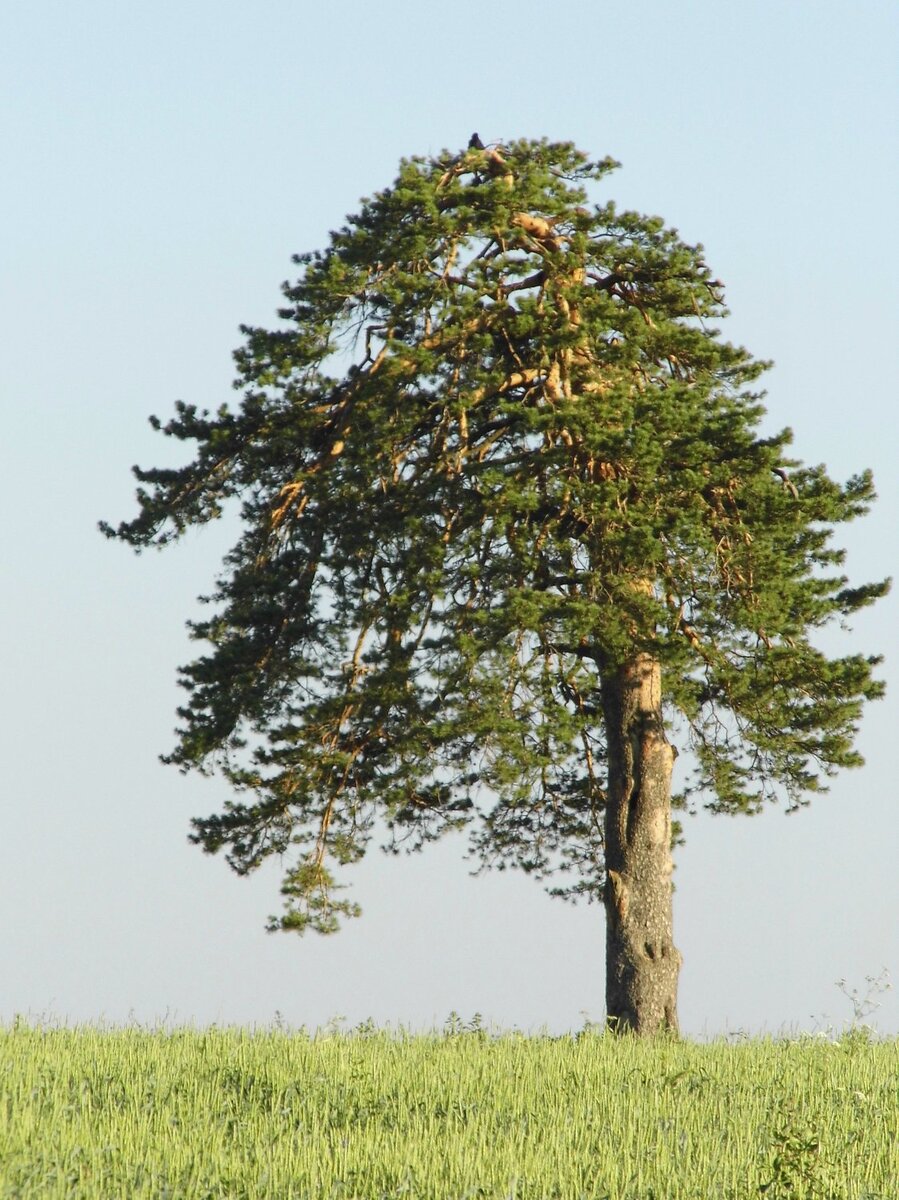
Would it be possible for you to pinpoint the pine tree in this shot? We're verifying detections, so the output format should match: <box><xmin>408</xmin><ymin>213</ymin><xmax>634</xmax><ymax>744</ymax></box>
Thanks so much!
<box><xmin>103</xmin><ymin>139</ymin><xmax>888</xmax><ymax>1034</ymax></box>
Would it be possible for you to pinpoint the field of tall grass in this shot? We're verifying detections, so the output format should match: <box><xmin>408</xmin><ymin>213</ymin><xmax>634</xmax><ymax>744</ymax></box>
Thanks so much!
<box><xmin>0</xmin><ymin>1017</ymin><xmax>895</xmax><ymax>1198</ymax></box>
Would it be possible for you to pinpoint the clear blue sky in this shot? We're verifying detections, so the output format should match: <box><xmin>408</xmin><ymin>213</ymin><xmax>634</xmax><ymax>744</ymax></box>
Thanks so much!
<box><xmin>2</xmin><ymin>0</ymin><xmax>896</xmax><ymax>1037</ymax></box>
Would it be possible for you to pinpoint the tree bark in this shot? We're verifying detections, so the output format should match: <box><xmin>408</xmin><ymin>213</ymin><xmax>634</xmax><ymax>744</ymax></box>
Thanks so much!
<box><xmin>601</xmin><ymin>652</ymin><xmax>681</xmax><ymax>1034</ymax></box>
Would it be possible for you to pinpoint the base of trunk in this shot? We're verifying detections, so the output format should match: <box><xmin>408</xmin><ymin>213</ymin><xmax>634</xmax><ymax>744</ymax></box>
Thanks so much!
<box><xmin>605</xmin><ymin>877</ymin><xmax>681</xmax><ymax>1034</ymax></box>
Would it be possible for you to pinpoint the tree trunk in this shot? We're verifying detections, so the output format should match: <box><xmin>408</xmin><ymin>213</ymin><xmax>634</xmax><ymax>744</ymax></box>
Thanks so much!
<box><xmin>601</xmin><ymin>652</ymin><xmax>681</xmax><ymax>1034</ymax></box>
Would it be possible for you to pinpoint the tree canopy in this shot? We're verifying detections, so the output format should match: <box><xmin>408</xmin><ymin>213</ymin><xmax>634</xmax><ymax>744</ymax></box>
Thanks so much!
<box><xmin>104</xmin><ymin>138</ymin><xmax>887</xmax><ymax>946</ymax></box>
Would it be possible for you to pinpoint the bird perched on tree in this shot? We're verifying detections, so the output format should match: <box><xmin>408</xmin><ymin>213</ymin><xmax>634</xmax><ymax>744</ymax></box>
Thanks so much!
<box><xmin>468</xmin><ymin>132</ymin><xmax>485</xmax><ymax>150</ymax></box>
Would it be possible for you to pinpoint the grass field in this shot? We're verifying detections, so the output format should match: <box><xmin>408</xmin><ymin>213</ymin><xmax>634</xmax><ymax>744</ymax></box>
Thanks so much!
<box><xmin>0</xmin><ymin>1019</ymin><xmax>895</xmax><ymax>1198</ymax></box>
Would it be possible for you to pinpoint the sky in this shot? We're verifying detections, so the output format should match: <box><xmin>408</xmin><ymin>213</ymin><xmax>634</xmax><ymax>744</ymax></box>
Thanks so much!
<box><xmin>2</xmin><ymin>0</ymin><xmax>897</xmax><ymax>1038</ymax></box>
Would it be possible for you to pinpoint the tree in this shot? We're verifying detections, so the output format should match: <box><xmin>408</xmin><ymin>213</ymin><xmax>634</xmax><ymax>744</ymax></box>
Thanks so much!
<box><xmin>103</xmin><ymin>139</ymin><xmax>888</xmax><ymax>1035</ymax></box>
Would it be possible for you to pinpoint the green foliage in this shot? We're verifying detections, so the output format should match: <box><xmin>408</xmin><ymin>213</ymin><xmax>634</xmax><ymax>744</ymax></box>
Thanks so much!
<box><xmin>103</xmin><ymin>138</ymin><xmax>887</xmax><ymax>932</ymax></box>
<box><xmin>759</xmin><ymin>1101</ymin><xmax>841</xmax><ymax>1198</ymax></box>
<box><xmin>1</xmin><ymin>1022</ymin><xmax>896</xmax><ymax>1198</ymax></box>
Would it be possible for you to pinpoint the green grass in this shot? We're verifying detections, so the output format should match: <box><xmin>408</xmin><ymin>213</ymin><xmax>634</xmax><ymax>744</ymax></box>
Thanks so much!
<box><xmin>0</xmin><ymin>1019</ymin><xmax>896</xmax><ymax>1198</ymax></box>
